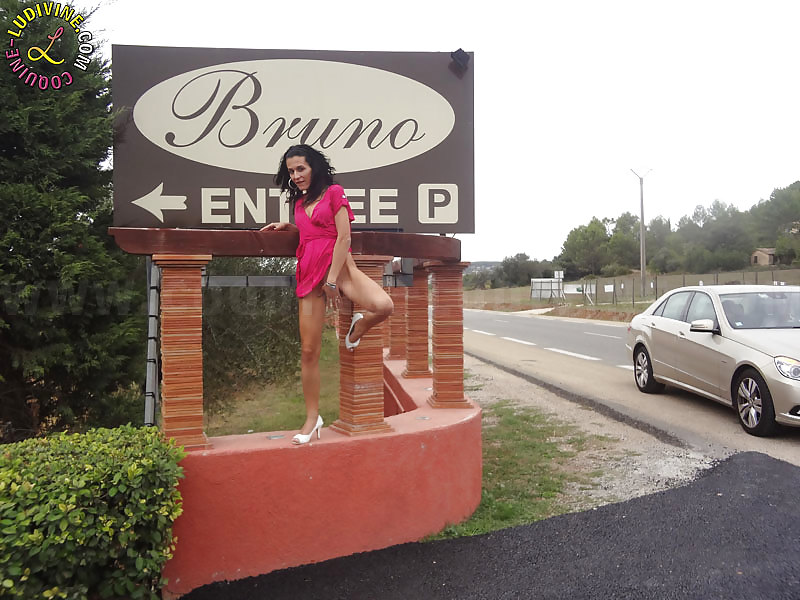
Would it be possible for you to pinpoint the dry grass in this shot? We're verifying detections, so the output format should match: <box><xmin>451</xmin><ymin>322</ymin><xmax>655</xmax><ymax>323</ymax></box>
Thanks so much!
<box><xmin>463</xmin><ymin>286</ymin><xmax>552</xmax><ymax>310</ymax></box>
<box><xmin>464</xmin><ymin>285</ymin><xmax>651</xmax><ymax>321</ymax></box>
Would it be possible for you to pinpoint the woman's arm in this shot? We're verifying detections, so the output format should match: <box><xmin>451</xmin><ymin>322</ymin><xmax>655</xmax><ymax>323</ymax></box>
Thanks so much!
<box><xmin>326</xmin><ymin>207</ymin><xmax>352</xmax><ymax>285</ymax></box>
<box><xmin>260</xmin><ymin>222</ymin><xmax>298</xmax><ymax>232</ymax></box>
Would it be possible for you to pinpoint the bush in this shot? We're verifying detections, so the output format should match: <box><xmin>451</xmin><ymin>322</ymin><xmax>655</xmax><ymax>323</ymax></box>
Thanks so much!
<box><xmin>599</xmin><ymin>262</ymin><xmax>631</xmax><ymax>277</ymax></box>
<box><xmin>0</xmin><ymin>425</ymin><xmax>186</xmax><ymax>599</ymax></box>
<box><xmin>203</xmin><ymin>257</ymin><xmax>300</xmax><ymax>415</ymax></box>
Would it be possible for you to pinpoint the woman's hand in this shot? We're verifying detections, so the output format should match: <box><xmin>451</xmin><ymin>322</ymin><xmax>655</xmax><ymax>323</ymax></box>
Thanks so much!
<box><xmin>260</xmin><ymin>222</ymin><xmax>286</xmax><ymax>231</ymax></box>
<box><xmin>261</xmin><ymin>222</ymin><xmax>298</xmax><ymax>232</ymax></box>
<box><xmin>321</xmin><ymin>282</ymin><xmax>340</xmax><ymax>309</ymax></box>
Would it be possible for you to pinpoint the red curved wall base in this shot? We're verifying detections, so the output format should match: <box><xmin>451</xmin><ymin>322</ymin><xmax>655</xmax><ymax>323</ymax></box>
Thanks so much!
<box><xmin>162</xmin><ymin>360</ymin><xmax>481</xmax><ymax>597</ymax></box>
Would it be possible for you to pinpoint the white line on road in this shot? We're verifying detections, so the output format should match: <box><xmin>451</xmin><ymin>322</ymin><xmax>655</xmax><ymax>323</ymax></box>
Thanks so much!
<box><xmin>495</xmin><ymin>319</ymin><xmax>509</xmax><ymax>323</ymax></box>
<box><xmin>501</xmin><ymin>337</ymin><xmax>536</xmax><ymax>346</ymax></box>
<box><xmin>617</xmin><ymin>365</ymin><xmax>634</xmax><ymax>371</ymax></box>
<box><xmin>584</xmin><ymin>332</ymin><xmax>622</xmax><ymax>339</ymax></box>
<box><xmin>544</xmin><ymin>348</ymin><xmax>601</xmax><ymax>361</ymax></box>
<box><xmin>471</xmin><ymin>330</ymin><xmax>496</xmax><ymax>336</ymax></box>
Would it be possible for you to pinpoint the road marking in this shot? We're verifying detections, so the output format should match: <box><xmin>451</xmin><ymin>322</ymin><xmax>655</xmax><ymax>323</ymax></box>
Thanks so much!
<box><xmin>501</xmin><ymin>337</ymin><xmax>536</xmax><ymax>346</ymax></box>
<box><xmin>584</xmin><ymin>332</ymin><xmax>622</xmax><ymax>339</ymax></box>
<box><xmin>617</xmin><ymin>365</ymin><xmax>634</xmax><ymax>371</ymax></box>
<box><xmin>593</xmin><ymin>322</ymin><xmax>627</xmax><ymax>328</ymax></box>
<box><xmin>544</xmin><ymin>348</ymin><xmax>601</xmax><ymax>361</ymax></box>
<box><xmin>471</xmin><ymin>330</ymin><xmax>496</xmax><ymax>336</ymax></box>
<box><xmin>495</xmin><ymin>319</ymin><xmax>509</xmax><ymax>323</ymax></box>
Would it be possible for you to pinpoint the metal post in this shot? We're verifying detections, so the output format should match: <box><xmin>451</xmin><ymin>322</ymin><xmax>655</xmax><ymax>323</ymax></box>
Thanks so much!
<box><xmin>631</xmin><ymin>169</ymin><xmax>651</xmax><ymax>298</ymax></box>
<box><xmin>144</xmin><ymin>257</ymin><xmax>160</xmax><ymax>427</ymax></box>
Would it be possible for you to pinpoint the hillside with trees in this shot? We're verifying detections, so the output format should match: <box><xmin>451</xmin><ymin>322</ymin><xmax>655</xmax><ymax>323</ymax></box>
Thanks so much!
<box><xmin>468</xmin><ymin>182</ymin><xmax>800</xmax><ymax>289</ymax></box>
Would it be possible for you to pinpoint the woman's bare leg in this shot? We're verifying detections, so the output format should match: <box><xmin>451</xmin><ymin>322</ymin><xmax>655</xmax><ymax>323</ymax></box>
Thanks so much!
<box><xmin>297</xmin><ymin>287</ymin><xmax>326</xmax><ymax>434</ymax></box>
<box><xmin>337</xmin><ymin>256</ymin><xmax>394</xmax><ymax>344</ymax></box>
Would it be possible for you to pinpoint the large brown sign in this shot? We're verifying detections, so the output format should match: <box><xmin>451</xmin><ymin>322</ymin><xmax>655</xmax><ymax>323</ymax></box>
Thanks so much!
<box><xmin>112</xmin><ymin>45</ymin><xmax>474</xmax><ymax>233</ymax></box>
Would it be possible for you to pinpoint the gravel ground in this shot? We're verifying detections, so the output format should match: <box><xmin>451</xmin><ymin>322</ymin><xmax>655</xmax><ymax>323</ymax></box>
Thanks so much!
<box><xmin>463</xmin><ymin>353</ymin><xmax>718</xmax><ymax>509</ymax></box>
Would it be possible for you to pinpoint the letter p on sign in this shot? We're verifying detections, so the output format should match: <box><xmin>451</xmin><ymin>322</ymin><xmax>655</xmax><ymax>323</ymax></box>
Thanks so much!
<box><xmin>418</xmin><ymin>184</ymin><xmax>458</xmax><ymax>224</ymax></box>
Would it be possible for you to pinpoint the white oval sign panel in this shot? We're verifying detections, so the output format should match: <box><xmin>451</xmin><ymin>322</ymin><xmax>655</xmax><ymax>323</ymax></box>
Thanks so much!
<box><xmin>133</xmin><ymin>59</ymin><xmax>456</xmax><ymax>174</ymax></box>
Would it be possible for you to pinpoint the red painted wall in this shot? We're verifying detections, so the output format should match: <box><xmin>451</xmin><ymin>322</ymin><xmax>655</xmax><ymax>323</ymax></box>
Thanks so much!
<box><xmin>162</xmin><ymin>365</ymin><xmax>481</xmax><ymax>597</ymax></box>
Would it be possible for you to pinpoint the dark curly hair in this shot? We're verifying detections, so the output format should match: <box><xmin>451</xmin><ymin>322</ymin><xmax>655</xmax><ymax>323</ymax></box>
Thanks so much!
<box><xmin>274</xmin><ymin>144</ymin><xmax>336</xmax><ymax>208</ymax></box>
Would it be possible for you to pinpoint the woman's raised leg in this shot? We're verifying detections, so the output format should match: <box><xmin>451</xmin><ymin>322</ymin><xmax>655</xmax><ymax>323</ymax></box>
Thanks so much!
<box><xmin>337</xmin><ymin>257</ymin><xmax>394</xmax><ymax>345</ymax></box>
<box><xmin>297</xmin><ymin>287</ymin><xmax>327</xmax><ymax>435</ymax></box>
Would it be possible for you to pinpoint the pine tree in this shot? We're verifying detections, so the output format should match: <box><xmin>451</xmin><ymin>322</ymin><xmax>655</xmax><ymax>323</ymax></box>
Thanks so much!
<box><xmin>0</xmin><ymin>1</ymin><xmax>145</xmax><ymax>440</ymax></box>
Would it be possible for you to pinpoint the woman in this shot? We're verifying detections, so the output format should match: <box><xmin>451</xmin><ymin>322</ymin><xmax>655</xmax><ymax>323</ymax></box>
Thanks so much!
<box><xmin>261</xmin><ymin>144</ymin><xmax>393</xmax><ymax>445</ymax></box>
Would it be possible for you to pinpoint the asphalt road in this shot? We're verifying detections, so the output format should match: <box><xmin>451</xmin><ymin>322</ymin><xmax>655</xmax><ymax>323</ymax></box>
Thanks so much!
<box><xmin>463</xmin><ymin>310</ymin><xmax>800</xmax><ymax>466</ymax></box>
<box><xmin>184</xmin><ymin>452</ymin><xmax>800</xmax><ymax>600</ymax></box>
<box><xmin>464</xmin><ymin>308</ymin><xmax>631</xmax><ymax>366</ymax></box>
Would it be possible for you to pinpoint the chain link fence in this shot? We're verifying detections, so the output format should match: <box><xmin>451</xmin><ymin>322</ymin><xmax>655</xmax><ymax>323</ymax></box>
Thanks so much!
<box><xmin>463</xmin><ymin>268</ymin><xmax>800</xmax><ymax>311</ymax></box>
<box><xmin>576</xmin><ymin>268</ymin><xmax>800</xmax><ymax>307</ymax></box>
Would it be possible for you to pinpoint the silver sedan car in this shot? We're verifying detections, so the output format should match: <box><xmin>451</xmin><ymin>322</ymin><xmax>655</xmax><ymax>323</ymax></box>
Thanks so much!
<box><xmin>626</xmin><ymin>285</ymin><xmax>800</xmax><ymax>436</ymax></box>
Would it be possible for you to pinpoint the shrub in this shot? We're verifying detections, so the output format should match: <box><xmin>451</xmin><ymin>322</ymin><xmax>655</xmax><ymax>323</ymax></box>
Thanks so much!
<box><xmin>203</xmin><ymin>257</ymin><xmax>300</xmax><ymax>415</ymax></box>
<box><xmin>599</xmin><ymin>262</ymin><xmax>632</xmax><ymax>277</ymax></box>
<box><xmin>0</xmin><ymin>425</ymin><xmax>186</xmax><ymax>598</ymax></box>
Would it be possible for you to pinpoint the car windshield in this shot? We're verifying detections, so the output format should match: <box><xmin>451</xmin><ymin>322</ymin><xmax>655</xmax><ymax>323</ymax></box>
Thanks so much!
<box><xmin>720</xmin><ymin>291</ymin><xmax>800</xmax><ymax>329</ymax></box>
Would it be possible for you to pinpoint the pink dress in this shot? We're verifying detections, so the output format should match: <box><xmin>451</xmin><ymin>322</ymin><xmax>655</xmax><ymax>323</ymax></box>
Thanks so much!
<box><xmin>294</xmin><ymin>184</ymin><xmax>355</xmax><ymax>298</ymax></box>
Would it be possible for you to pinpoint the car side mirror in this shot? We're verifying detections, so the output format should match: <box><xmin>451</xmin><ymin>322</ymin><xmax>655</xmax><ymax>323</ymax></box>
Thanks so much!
<box><xmin>690</xmin><ymin>318</ymin><xmax>719</xmax><ymax>334</ymax></box>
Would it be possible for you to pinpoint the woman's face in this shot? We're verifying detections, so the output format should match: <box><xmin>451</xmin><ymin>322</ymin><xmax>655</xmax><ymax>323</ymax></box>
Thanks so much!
<box><xmin>286</xmin><ymin>156</ymin><xmax>312</xmax><ymax>193</ymax></box>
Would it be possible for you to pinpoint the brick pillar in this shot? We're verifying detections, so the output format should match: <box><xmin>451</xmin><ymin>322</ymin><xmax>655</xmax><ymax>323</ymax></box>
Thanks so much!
<box><xmin>426</xmin><ymin>261</ymin><xmax>472</xmax><ymax>409</ymax></box>
<box><xmin>153</xmin><ymin>254</ymin><xmax>212</xmax><ymax>449</ymax></box>
<box><xmin>402</xmin><ymin>265</ymin><xmax>431</xmax><ymax>378</ymax></box>
<box><xmin>387</xmin><ymin>286</ymin><xmax>407</xmax><ymax>360</ymax></box>
<box><xmin>330</xmin><ymin>255</ymin><xmax>393</xmax><ymax>436</ymax></box>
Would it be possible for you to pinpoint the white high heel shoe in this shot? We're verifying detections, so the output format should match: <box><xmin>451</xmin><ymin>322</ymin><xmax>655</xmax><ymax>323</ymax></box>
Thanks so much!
<box><xmin>292</xmin><ymin>415</ymin><xmax>323</xmax><ymax>445</ymax></box>
<box><xmin>345</xmin><ymin>312</ymin><xmax>364</xmax><ymax>350</ymax></box>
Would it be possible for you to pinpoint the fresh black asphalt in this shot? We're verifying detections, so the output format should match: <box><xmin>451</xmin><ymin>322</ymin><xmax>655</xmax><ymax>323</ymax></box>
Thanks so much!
<box><xmin>183</xmin><ymin>452</ymin><xmax>800</xmax><ymax>600</ymax></box>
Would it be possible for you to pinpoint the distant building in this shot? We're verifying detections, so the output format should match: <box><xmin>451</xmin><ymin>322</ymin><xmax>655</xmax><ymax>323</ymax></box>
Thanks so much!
<box><xmin>464</xmin><ymin>262</ymin><xmax>500</xmax><ymax>274</ymax></box>
<box><xmin>751</xmin><ymin>248</ymin><xmax>776</xmax><ymax>266</ymax></box>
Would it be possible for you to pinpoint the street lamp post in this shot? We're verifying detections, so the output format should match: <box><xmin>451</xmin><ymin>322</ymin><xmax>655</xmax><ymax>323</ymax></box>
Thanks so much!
<box><xmin>630</xmin><ymin>169</ymin><xmax>651</xmax><ymax>298</ymax></box>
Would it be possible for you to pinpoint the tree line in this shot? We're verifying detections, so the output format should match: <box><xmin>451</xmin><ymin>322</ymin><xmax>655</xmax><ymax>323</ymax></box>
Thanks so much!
<box><xmin>466</xmin><ymin>184</ymin><xmax>800</xmax><ymax>289</ymax></box>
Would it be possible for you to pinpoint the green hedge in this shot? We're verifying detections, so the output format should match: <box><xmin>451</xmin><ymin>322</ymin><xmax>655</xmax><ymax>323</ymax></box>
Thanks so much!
<box><xmin>0</xmin><ymin>425</ymin><xmax>186</xmax><ymax>599</ymax></box>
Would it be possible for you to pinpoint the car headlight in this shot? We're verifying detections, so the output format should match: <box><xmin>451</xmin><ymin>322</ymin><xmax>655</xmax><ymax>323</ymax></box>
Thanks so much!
<box><xmin>775</xmin><ymin>356</ymin><xmax>800</xmax><ymax>380</ymax></box>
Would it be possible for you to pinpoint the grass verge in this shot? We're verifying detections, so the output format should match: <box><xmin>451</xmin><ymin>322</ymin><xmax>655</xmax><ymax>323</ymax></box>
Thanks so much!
<box><xmin>430</xmin><ymin>400</ymin><xmax>600</xmax><ymax>540</ymax></box>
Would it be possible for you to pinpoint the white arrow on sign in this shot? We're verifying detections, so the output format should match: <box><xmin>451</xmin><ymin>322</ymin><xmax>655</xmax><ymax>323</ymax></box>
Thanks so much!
<box><xmin>131</xmin><ymin>182</ymin><xmax>188</xmax><ymax>222</ymax></box>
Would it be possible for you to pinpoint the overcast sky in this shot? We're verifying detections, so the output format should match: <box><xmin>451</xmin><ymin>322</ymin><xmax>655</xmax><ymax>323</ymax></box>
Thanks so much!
<box><xmin>88</xmin><ymin>0</ymin><xmax>800</xmax><ymax>262</ymax></box>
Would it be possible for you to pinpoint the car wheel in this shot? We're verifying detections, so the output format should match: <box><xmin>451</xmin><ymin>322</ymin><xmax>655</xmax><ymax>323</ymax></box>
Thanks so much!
<box><xmin>633</xmin><ymin>345</ymin><xmax>664</xmax><ymax>393</ymax></box>
<box><xmin>734</xmin><ymin>368</ymin><xmax>777</xmax><ymax>437</ymax></box>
